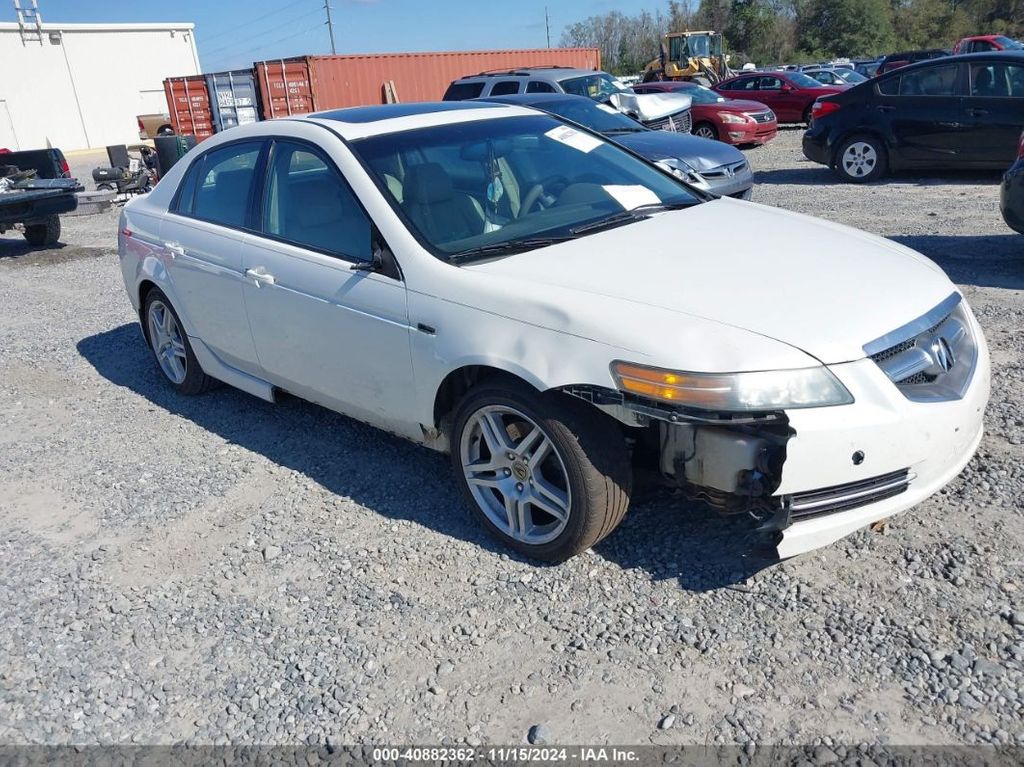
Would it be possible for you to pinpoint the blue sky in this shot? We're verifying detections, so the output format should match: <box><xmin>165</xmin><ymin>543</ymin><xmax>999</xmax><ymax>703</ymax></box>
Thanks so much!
<box><xmin>7</xmin><ymin>0</ymin><xmax>666</xmax><ymax>73</ymax></box>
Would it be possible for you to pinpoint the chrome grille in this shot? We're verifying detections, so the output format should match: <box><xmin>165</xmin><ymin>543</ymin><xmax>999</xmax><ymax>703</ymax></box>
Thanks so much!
<box><xmin>748</xmin><ymin>110</ymin><xmax>774</xmax><ymax>123</ymax></box>
<box><xmin>787</xmin><ymin>469</ymin><xmax>913</xmax><ymax>521</ymax></box>
<box><xmin>647</xmin><ymin>109</ymin><xmax>692</xmax><ymax>133</ymax></box>
<box><xmin>702</xmin><ymin>160</ymin><xmax>748</xmax><ymax>179</ymax></box>
<box><xmin>865</xmin><ymin>293</ymin><xmax>978</xmax><ymax>402</ymax></box>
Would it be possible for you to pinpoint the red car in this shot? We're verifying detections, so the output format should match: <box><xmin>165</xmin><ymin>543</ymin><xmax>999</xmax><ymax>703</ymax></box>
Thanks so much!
<box><xmin>954</xmin><ymin>35</ymin><xmax>1023</xmax><ymax>54</ymax></box>
<box><xmin>713</xmin><ymin>71</ymin><xmax>846</xmax><ymax>124</ymax></box>
<box><xmin>632</xmin><ymin>81</ymin><xmax>778</xmax><ymax>146</ymax></box>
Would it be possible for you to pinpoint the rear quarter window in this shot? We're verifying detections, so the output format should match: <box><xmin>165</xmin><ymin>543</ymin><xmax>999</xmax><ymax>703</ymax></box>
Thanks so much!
<box><xmin>489</xmin><ymin>80</ymin><xmax>522</xmax><ymax>96</ymax></box>
<box><xmin>443</xmin><ymin>82</ymin><xmax>485</xmax><ymax>101</ymax></box>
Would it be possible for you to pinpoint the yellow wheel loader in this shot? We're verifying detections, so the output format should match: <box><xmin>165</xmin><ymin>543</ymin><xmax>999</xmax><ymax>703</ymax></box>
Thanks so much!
<box><xmin>642</xmin><ymin>31</ymin><xmax>730</xmax><ymax>86</ymax></box>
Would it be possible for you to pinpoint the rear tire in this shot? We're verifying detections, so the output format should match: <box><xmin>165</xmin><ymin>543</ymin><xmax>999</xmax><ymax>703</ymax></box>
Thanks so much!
<box><xmin>143</xmin><ymin>288</ymin><xmax>216</xmax><ymax>395</ymax></box>
<box><xmin>451</xmin><ymin>378</ymin><xmax>632</xmax><ymax>562</ymax></box>
<box><xmin>833</xmin><ymin>134</ymin><xmax>887</xmax><ymax>183</ymax></box>
<box><xmin>693</xmin><ymin>121</ymin><xmax>719</xmax><ymax>141</ymax></box>
<box><xmin>23</xmin><ymin>215</ymin><xmax>60</xmax><ymax>247</ymax></box>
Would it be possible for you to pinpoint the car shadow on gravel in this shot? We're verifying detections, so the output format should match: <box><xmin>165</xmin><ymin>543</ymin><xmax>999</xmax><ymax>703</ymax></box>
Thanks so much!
<box><xmin>77</xmin><ymin>323</ymin><xmax>781</xmax><ymax>592</ymax></box>
<box><xmin>0</xmin><ymin>237</ymin><xmax>107</xmax><ymax>266</ymax></box>
<box><xmin>755</xmin><ymin>166</ymin><xmax>1005</xmax><ymax>187</ymax></box>
<box><xmin>888</xmin><ymin>234</ymin><xmax>1024</xmax><ymax>291</ymax></box>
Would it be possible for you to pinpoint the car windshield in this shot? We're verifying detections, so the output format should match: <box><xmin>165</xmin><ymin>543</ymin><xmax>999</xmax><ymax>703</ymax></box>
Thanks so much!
<box><xmin>677</xmin><ymin>85</ymin><xmax>727</xmax><ymax>104</ymax></box>
<box><xmin>540</xmin><ymin>99</ymin><xmax>644</xmax><ymax>134</ymax></box>
<box><xmin>559</xmin><ymin>73</ymin><xmax>628</xmax><ymax>100</ymax></box>
<box><xmin>994</xmin><ymin>36</ymin><xmax>1023</xmax><ymax>50</ymax></box>
<box><xmin>837</xmin><ymin>69</ymin><xmax>868</xmax><ymax>83</ymax></box>
<box><xmin>787</xmin><ymin>71</ymin><xmax>825</xmax><ymax>88</ymax></box>
<box><xmin>351</xmin><ymin>114</ymin><xmax>699</xmax><ymax>260</ymax></box>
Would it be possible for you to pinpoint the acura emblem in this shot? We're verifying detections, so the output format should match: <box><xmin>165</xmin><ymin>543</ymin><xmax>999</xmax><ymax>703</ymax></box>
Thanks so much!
<box><xmin>926</xmin><ymin>335</ymin><xmax>955</xmax><ymax>373</ymax></box>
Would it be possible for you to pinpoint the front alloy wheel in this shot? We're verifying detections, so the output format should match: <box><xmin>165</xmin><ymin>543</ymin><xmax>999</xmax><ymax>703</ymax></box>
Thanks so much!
<box><xmin>451</xmin><ymin>378</ymin><xmax>631</xmax><ymax>562</ymax></box>
<box><xmin>460</xmin><ymin>405</ymin><xmax>572</xmax><ymax>546</ymax></box>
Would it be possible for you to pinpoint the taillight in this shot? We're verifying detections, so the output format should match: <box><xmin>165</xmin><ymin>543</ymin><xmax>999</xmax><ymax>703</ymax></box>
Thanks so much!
<box><xmin>811</xmin><ymin>100</ymin><xmax>842</xmax><ymax>119</ymax></box>
<box><xmin>60</xmin><ymin>158</ymin><xmax>70</xmax><ymax>177</ymax></box>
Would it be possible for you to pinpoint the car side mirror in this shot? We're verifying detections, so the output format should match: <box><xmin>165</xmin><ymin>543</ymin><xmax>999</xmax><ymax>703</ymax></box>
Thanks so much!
<box><xmin>351</xmin><ymin>227</ymin><xmax>400</xmax><ymax>280</ymax></box>
<box><xmin>350</xmin><ymin>249</ymin><xmax>383</xmax><ymax>273</ymax></box>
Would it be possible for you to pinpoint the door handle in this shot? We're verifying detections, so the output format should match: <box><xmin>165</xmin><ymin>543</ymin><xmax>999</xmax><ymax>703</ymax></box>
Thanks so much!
<box><xmin>938</xmin><ymin>121</ymin><xmax>961</xmax><ymax>128</ymax></box>
<box><xmin>967</xmin><ymin>108</ymin><xmax>988</xmax><ymax>117</ymax></box>
<box><xmin>876</xmin><ymin>105</ymin><xmax>895</xmax><ymax>113</ymax></box>
<box><xmin>163</xmin><ymin>241</ymin><xmax>185</xmax><ymax>258</ymax></box>
<box><xmin>245</xmin><ymin>267</ymin><xmax>276</xmax><ymax>286</ymax></box>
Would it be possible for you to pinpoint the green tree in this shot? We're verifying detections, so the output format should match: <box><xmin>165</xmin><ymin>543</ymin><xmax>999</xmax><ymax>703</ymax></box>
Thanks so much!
<box><xmin>891</xmin><ymin>0</ymin><xmax>971</xmax><ymax>49</ymax></box>
<box><xmin>797</xmin><ymin>0</ymin><xmax>896</xmax><ymax>57</ymax></box>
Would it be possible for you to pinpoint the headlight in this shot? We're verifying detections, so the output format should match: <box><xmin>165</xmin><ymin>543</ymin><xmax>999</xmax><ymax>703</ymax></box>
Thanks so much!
<box><xmin>611</xmin><ymin>361</ymin><xmax>854</xmax><ymax>411</ymax></box>
<box><xmin>655</xmin><ymin>159</ymin><xmax>706</xmax><ymax>187</ymax></box>
<box><xmin>718</xmin><ymin>112</ymin><xmax>750</xmax><ymax>124</ymax></box>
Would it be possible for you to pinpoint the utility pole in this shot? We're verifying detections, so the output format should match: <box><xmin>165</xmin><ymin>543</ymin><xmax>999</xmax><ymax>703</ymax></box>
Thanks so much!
<box><xmin>324</xmin><ymin>0</ymin><xmax>336</xmax><ymax>55</ymax></box>
<box><xmin>545</xmin><ymin>6</ymin><xmax>550</xmax><ymax>49</ymax></box>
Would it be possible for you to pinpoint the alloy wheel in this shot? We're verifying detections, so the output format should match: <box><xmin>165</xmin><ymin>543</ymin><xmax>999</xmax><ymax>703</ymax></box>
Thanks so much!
<box><xmin>841</xmin><ymin>141</ymin><xmax>877</xmax><ymax>178</ymax></box>
<box><xmin>147</xmin><ymin>299</ymin><xmax>187</xmax><ymax>384</ymax></box>
<box><xmin>694</xmin><ymin>125</ymin><xmax>716</xmax><ymax>139</ymax></box>
<box><xmin>459</xmin><ymin>405</ymin><xmax>571</xmax><ymax>545</ymax></box>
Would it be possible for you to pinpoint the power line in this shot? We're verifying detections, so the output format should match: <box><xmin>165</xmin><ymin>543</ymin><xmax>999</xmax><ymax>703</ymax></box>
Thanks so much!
<box><xmin>201</xmin><ymin>7</ymin><xmax>323</xmax><ymax>58</ymax></box>
<box><xmin>199</xmin><ymin>0</ymin><xmax>310</xmax><ymax>43</ymax></box>
<box><xmin>202</xmin><ymin>22</ymin><xmax>324</xmax><ymax>69</ymax></box>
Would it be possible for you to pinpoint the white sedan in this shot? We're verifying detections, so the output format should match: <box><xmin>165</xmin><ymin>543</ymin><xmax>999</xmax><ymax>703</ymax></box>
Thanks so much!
<box><xmin>118</xmin><ymin>102</ymin><xmax>989</xmax><ymax>562</ymax></box>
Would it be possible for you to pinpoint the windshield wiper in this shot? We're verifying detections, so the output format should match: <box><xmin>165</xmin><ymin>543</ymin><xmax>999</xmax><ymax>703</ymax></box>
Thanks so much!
<box><xmin>603</xmin><ymin>128</ymin><xmax>645</xmax><ymax>135</ymax></box>
<box><xmin>448</xmin><ymin>235</ymin><xmax>577</xmax><ymax>263</ymax></box>
<box><xmin>568</xmin><ymin>202</ymin><xmax>692</xmax><ymax>236</ymax></box>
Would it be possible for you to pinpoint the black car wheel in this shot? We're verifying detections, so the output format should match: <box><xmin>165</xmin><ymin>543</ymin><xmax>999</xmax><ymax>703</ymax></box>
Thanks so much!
<box><xmin>693</xmin><ymin>122</ymin><xmax>719</xmax><ymax>141</ymax></box>
<box><xmin>834</xmin><ymin>135</ymin><xmax>887</xmax><ymax>183</ymax></box>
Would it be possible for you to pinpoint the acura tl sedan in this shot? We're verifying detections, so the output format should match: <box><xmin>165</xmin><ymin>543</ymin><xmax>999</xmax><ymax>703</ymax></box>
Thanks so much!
<box><xmin>119</xmin><ymin>102</ymin><xmax>989</xmax><ymax>562</ymax></box>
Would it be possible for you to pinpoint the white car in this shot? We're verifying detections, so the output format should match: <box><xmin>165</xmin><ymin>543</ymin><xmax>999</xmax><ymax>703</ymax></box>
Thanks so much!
<box><xmin>117</xmin><ymin>102</ymin><xmax>990</xmax><ymax>562</ymax></box>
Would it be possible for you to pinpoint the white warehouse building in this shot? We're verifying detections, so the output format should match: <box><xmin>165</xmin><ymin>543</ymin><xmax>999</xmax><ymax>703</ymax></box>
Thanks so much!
<box><xmin>0</xmin><ymin>20</ymin><xmax>200</xmax><ymax>151</ymax></box>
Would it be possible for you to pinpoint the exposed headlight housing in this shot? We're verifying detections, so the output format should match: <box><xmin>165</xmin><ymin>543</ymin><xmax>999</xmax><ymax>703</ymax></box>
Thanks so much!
<box><xmin>611</xmin><ymin>361</ymin><xmax>854</xmax><ymax>411</ymax></box>
<box><xmin>718</xmin><ymin>112</ymin><xmax>750</xmax><ymax>124</ymax></box>
<box><xmin>655</xmin><ymin>159</ymin><xmax>707</xmax><ymax>188</ymax></box>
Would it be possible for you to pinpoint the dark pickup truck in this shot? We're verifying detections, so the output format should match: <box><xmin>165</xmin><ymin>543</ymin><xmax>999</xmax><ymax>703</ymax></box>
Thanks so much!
<box><xmin>0</xmin><ymin>148</ymin><xmax>80</xmax><ymax>246</ymax></box>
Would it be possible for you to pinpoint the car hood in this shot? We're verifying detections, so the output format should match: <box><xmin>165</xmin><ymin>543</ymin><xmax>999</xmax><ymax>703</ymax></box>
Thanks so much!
<box><xmin>463</xmin><ymin>198</ymin><xmax>954</xmax><ymax>366</ymax></box>
<box><xmin>608</xmin><ymin>91</ymin><xmax>692</xmax><ymax>121</ymax></box>
<box><xmin>713</xmin><ymin>98</ymin><xmax>773</xmax><ymax>113</ymax></box>
<box><xmin>613</xmin><ymin>130</ymin><xmax>745</xmax><ymax>171</ymax></box>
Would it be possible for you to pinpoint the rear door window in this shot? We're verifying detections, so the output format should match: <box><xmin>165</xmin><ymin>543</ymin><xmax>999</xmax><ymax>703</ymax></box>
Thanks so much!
<box><xmin>442</xmin><ymin>82</ymin><xmax>485</xmax><ymax>101</ymax></box>
<box><xmin>489</xmin><ymin>80</ymin><xmax>522</xmax><ymax>96</ymax></box>
<box><xmin>888</xmin><ymin>64</ymin><xmax>960</xmax><ymax>96</ymax></box>
<box><xmin>188</xmin><ymin>141</ymin><xmax>263</xmax><ymax>228</ymax></box>
<box><xmin>262</xmin><ymin>141</ymin><xmax>372</xmax><ymax>262</ymax></box>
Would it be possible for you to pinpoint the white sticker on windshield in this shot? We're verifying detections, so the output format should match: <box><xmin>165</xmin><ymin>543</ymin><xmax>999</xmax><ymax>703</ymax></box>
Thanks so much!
<box><xmin>596</xmin><ymin>103</ymin><xmax>619</xmax><ymax>114</ymax></box>
<box><xmin>544</xmin><ymin>125</ymin><xmax>603</xmax><ymax>153</ymax></box>
<box><xmin>602</xmin><ymin>185</ymin><xmax>661</xmax><ymax>211</ymax></box>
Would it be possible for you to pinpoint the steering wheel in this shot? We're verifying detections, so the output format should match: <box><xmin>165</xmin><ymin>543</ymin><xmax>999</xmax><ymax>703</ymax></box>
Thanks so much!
<box><xmin>518</xmin><ymin>175</ymin><xmax>569</xmax><ymax>218</ymax></box>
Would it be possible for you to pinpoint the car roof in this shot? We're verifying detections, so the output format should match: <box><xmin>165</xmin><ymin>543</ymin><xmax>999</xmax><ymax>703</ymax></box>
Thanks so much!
<box><xmin>303</xmin><ymin>101</ymin><xmax>540</xmax><ymax>139</ymax></box>
<box><xmin>476</xmin><ymin>93</ymin><xmax>585</xmax><ymax>107</ymax></box>
<box><xmin>877</xmin><ymin>50</ymin><xmax>1024</xmax><ymax>73</ymax></box>
<box><xmin>454</xmin><ymin>67</ymin><xmax>602</xmax><ymax>82</ymax></box>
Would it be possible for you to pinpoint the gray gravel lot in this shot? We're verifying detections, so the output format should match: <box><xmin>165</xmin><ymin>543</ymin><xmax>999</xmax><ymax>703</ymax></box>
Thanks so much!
<box><xmin>0</xmin><ymin>129</ymin><xmax>1022</xmax><ymax>748</ymax></box>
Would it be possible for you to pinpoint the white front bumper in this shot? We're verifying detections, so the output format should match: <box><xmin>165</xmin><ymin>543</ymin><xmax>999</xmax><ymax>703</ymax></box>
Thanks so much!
<box><xmin>775</xmin><ymin>319</ymin><xmax>990</xmax><ymax>558</ymax></box>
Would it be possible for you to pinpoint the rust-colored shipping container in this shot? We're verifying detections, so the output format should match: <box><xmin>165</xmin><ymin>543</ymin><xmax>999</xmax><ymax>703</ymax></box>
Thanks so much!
<box><xmin>255</xmin><ymin>48</ymin><xmax>602</xmax><ymax>119</ymax></box>
<box><xmin>164</xmin><ymin>75</ymin><xmax>215</xmax><ymax>140</ymax></box>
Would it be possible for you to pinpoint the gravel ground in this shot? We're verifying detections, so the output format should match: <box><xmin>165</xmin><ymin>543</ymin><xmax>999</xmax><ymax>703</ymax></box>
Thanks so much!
<box><xmin>0</xmin><ymin>129</ymin><xmax>1022</xmax><ymax>748</ymax></box>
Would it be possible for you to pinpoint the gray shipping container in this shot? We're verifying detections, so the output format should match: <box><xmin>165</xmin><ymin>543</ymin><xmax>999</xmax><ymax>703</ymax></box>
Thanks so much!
<box><xmin>206</xmin><ymin>69</ymin><xmax>260</xmax><ymax>133</ymax></box>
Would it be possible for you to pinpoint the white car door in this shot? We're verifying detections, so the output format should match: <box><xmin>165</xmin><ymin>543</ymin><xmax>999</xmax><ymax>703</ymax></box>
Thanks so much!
<box><xmin>158</xmin><ymin>139</ymin><xmax>264</xmax><ymax>374</ymax></box>
<box><xmin>240</xmin><ymin>139</ymin><xmax>417</xmax><ymax>436</ymax></box>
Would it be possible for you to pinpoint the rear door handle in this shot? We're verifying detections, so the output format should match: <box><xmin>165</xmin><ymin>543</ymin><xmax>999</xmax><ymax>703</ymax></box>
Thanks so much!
<box><xmin>876</xmin><ymin>105</ymin><xmax>895</xmax><ymax>113</ymax></box>
<box><xmin>163</xmin><ymin>241</ymin><xmax>185</xmax><ymax>258</ymax></box>
<box><xmin>938</xmin><ymin>121</ymin><xmax>961</xmax><ymax>128</ymax></box>
<box><xmin>245</xmin><ymin>267</ymin><xmax>276</xmax><ymax>286</ymax></box>
<box><xmin>967</xmin><ymin>108</ymin><xmax>989</xmax><ymax>117</ymax></box>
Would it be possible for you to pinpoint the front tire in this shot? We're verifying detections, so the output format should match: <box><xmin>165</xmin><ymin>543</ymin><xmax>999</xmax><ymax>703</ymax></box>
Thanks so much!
<box><xmin>143</xmin><ymin>289</ymin><xmax>216</xmax><ymax>395</ymax></box>
<box><xmin>693</xmin><ymin>121</ymin><xmax>719</xmax><ymax>141</ymax></box>
<box><xmin>451</xmin><ymin>378</ymin><xmax>632</xmax><ymax>562</ymax></box>
<box><xmin>834</xmin><ymin>134</ymin><xmax>887</xmax><ymax>183</ymax></box>
<box><xmin>23</xmin><ymin>215</ymin><xmax>60</xmax><ymax>246</ymax></box>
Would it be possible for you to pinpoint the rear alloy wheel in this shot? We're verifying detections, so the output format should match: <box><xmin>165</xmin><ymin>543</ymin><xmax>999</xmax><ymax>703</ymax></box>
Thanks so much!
<box><xmin>143</xmin><ymin>289</ymin><xmax>216</xmax><ymax>395</ymax></box>
<box><xmin>452</xmin><ymin>379</ymin><xmax>631</xmax><ymax>562</ymax></box>
<box><xmin>693</xmin><ymin>121</ymin><xmax>719</xmax><ymax>141</ymax></box>
<box><xmin>835</xmin><ymin>135</ymin><xmax>887</xmax><ymax>183</ymax></box>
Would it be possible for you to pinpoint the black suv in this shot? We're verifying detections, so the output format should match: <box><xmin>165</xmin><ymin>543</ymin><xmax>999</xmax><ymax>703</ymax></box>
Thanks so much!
<box><xmin>803</xmin><ymin>52</ymin><xmax>1024</xmax><ymax>182</ymax></box>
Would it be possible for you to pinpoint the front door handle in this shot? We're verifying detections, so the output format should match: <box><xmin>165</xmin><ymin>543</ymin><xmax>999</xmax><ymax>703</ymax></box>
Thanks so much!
<box><xmin>967</xmin><ymin>108</ymin><xmax>989</xmax><ymax>117</ymax></box>
<box><xmin>876</xmin><ymin>105</ymin><xmax>895</xmax><ymax>113</ymax></box>
<box><xmin>163</xmin><ymin>241</ymin><xmax>185</xmax><ymax>258</ymax></box>
<box><xmin>938</xmin><ymin>121</ymin><xmax>961</xmax><ymax>128</ymax></box>
<box><xmin>245</xmin><ymin>267</ymin><xmax>276</xmax><ymax>286</ymax></box>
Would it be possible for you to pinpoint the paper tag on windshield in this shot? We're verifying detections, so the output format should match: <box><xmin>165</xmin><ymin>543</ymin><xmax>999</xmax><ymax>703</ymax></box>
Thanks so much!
<box><xmin>602</xmin><ymin>185</ymin><xmax>661</xmax><ymax>210</ymax></box>
<box><xmin>544</xmin><ymin>125</ymin><xmax>603</xmax><ymax>153</ymax></box>
<box><xmin>596</xmin><ymin>103</ymin><xmax>619</xmax><ymax>114</ymax></box>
